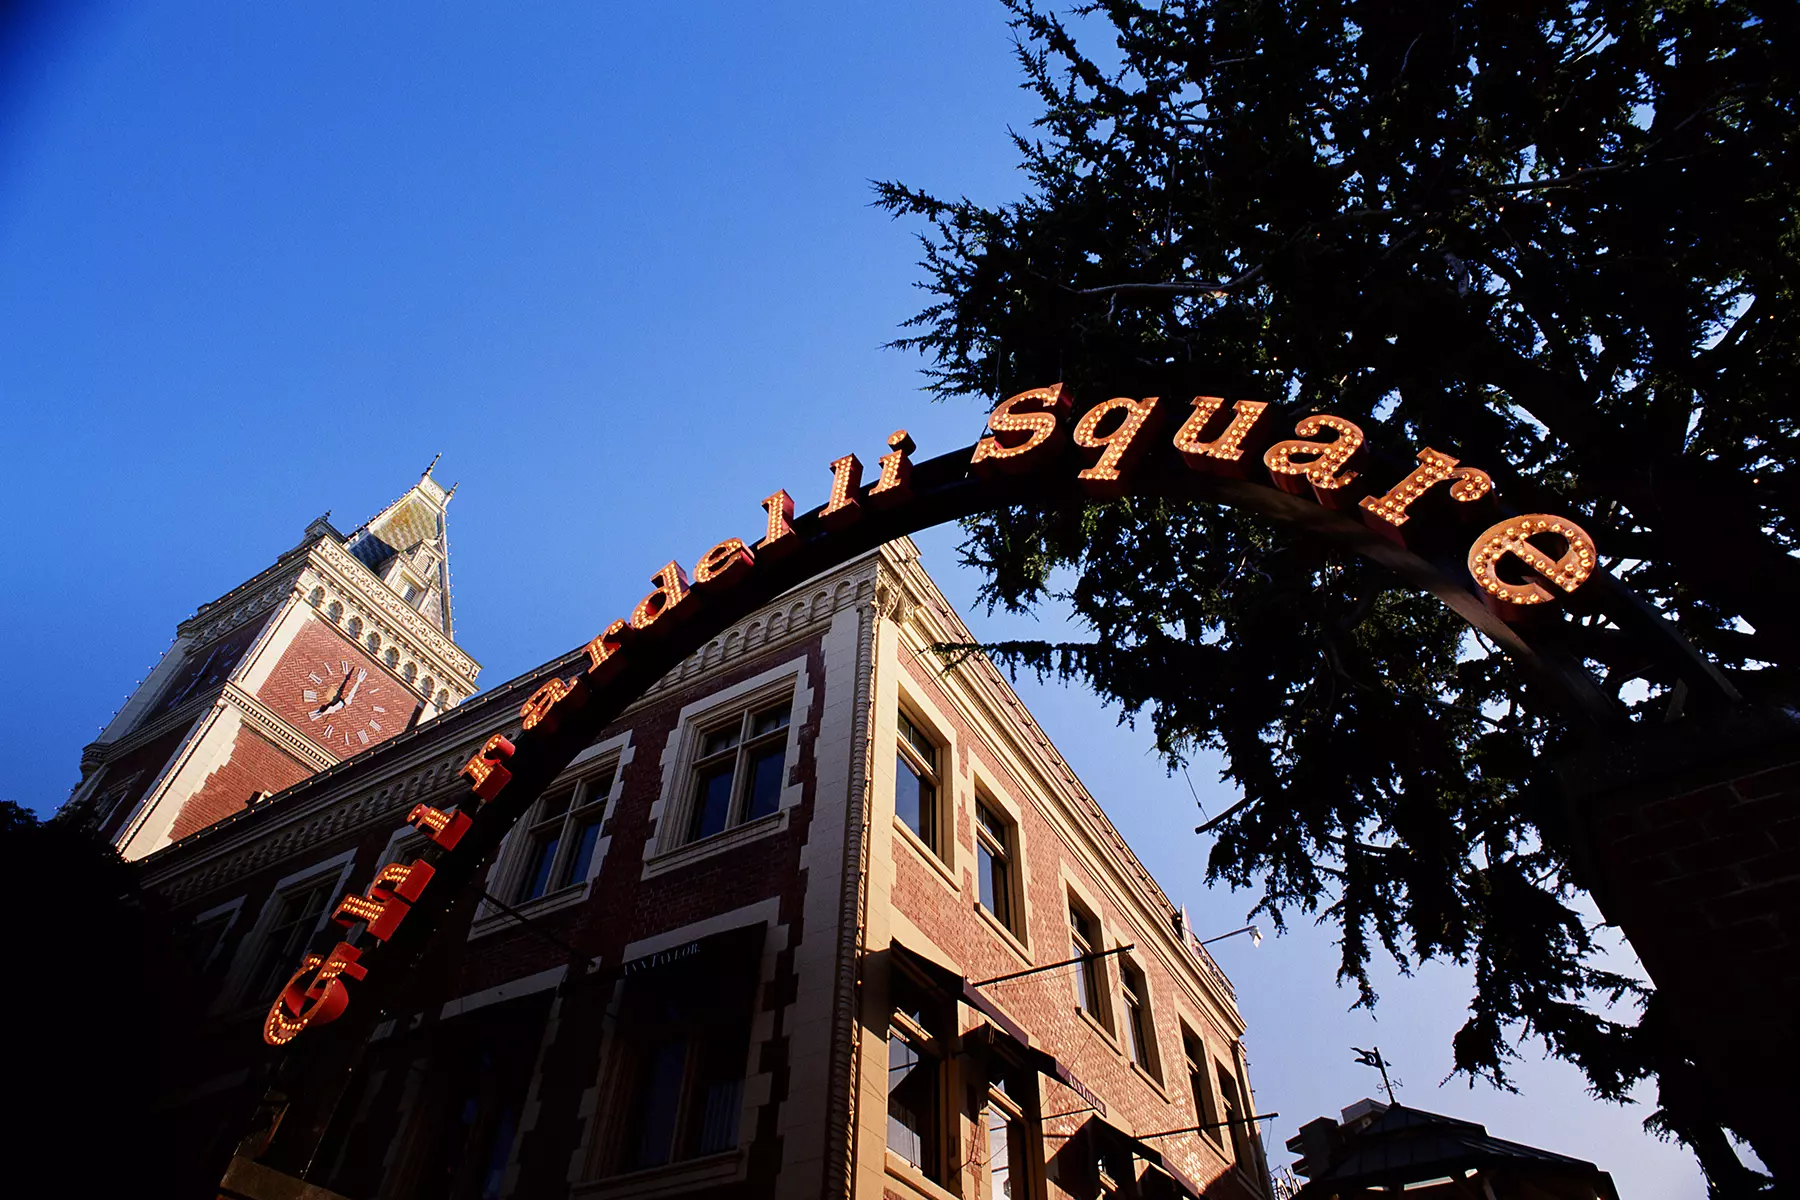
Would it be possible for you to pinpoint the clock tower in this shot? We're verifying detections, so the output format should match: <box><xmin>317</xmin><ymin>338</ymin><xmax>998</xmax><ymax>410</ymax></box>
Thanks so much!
<box><xmin>66</xmin><ymin>464</ymin><xmax>481</xmax><ymax>859</ymax></box>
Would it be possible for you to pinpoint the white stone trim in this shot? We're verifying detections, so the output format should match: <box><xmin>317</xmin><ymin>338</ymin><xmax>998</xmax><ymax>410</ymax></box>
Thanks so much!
<box><xmin>439</xmin><ymin>963</ymin><xmax>569</xmax><ymax>1021</ymax></box>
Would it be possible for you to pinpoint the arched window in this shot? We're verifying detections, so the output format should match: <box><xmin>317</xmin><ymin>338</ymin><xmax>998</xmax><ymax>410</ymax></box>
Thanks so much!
<box><xmin>366</xmin><ymin>632</ymin><xmax>381</xmax><ymax>653</ymax></box>
<box><xmin>326</xmin><ymin>601</ymin><xmax>343</xmax><ymax>623</ymax></box>
<box><xmin>402</xmin><ymin>662</ymin><xmax>417</xmax><ymax>684</ymax></box>
<box><xmin>436</xmin><ymin>689</ymin><xmax>450</xmax><ymax>708</ymax></box>
<box><xmin>346</xmin><ymin>616</ymin><xmax>362</xmax><ymax>637</ymax></box>
<box><xmin>384</xmin><ymin>647</ymin><xmax>399</xmax><ymax>668</ymax></box>
<box><xmin>421</xmin><ymin>675</ymin><xmax>436</xmax><ymax>698</ymax></box>
<box><xmin>307</xmin><ymin>587</ymin><xmax>325</xmax><ymax>607</ymax></box>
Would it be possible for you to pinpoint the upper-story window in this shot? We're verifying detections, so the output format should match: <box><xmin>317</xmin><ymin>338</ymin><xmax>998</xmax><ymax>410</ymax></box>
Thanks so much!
<box><xmin>687</xmin><ymin>702</ymin><xmax>790</xmax><ymax>842</ymax></box>
<box><xmin>1217</xmin><ymin>1061</ymin><xmax>1254</xmax><ymax>1168</ymax></box>
<box><xmin>895</xmin><ymin>712</ymin><xmax>945</xmax><ymax>856</ymax></box>
<box><xmin>975</xmin><ymin>800</ymin><xmax>1019</xmax><ymax>933</ymax></box>
<box><xmin>515</xmin><ymin>764</ymin><xmax>615</xmax><ymax>903</ymax></box>
<box><xmin>1182</xmin><ymin>1026</ymin><xmax>1224</xmax><ymax>1148</ymax></box>
<box><xmin>245</xmin><ymin>877</ymin><xmax>337</xmax><ymax>1003</ymax></box>
<box><xmin>1119</xmin><ymin>959</ymin><xmax>1157</xmax><ymax>1076</ymax></box>
<box><xmin>1068</xmin><ymin>900</ymin><xmax>1110</xmax><ymax>1028</ymax></box>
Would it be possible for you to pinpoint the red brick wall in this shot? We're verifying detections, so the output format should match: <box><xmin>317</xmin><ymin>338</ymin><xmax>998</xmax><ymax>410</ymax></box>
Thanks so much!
<box><xmin>167</xmin><ymin>723</ymin><xmax>312</xmax><ymax>843</ymax></box>
<box><xmin>895</xmin><ymin>652</ymin><xmax>1262</xmax><ymax>1200</ymax></box>
<box><xmin>1585</xmin><ymin>750</ymin><xmax>1800</xmax><ymax>1176</ymax></box>
<box><xmin>255</xmin><ymin>615</ymin><xmax>420</xmax><ymax>757</ymax></box>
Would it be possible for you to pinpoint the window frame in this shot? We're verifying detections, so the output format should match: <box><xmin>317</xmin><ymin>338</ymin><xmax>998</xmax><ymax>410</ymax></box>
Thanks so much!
<box><xmin>1215</xmin><ymin>1060</ymin><xmax>1255</xmax><ymax>1170</ymax></box>
<box><xmin>1067</xmin><ymin>897</ymin><xmax>1112</xmax><ymax>1031</ymax></box>
<box><xmin>974</xmin><ymin>797</ymin><xmax>1020</xmax><ymax>934</ymax></box>
<box><xmin>1181</xmin><ymin>1025</ymin><xmax>1225</xmax><ymax>1149</ymax></box>
<box><xmin>1118</xmin><ymin>958</ymin><xmax>1159</xmax><ymax>1078</ymax></box>
<box><xmin>512</xmin><ymin>762</ymin><xmax>617</xmax><ymax>903</ymax></box>
<box><xmin>237</xmin><ymin>876</ymin><xmax>341</xmax><ymax>1006</ymax></box>
<box><xmin>884</xmin><ymin>963</ymin><xmax>955</xmax><ymax>1187</ymax></box>
<box><xmin>976</xmin><ymin>1044</ymin><xmax>1041</xmax><ymax>1200</ymax></box>
<box><xmin>684</xmin><ymin>701</ymin><xmax>793</xmax><ymax>845</ymax></box>
<box><xmin>650</xmin><ymin>667</ymin><xmax>805</xmax><ymax>864</ymax></box>
<box><xmin>893</xmin><ymin>706</ymin><xmax>948</xmax><ymax>862</ymax></box>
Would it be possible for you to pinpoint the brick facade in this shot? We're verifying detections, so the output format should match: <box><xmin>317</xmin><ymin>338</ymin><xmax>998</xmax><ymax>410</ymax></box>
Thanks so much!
<box><xmin>130</xmin><ymin>545</ymin><xmax>1270</xmax><ymax>1200</ymax></box>
<box><xmin>167</xmin><ymin>723</ymin><xmax>312</xmax><ymax>842</ymax></box>
<box><xmin>1570</xmin><ymin>717</ymin><xmax>1800</xmax><ymax>1181</ymax></box>
<box><xmin>256</xmin><ymin>615</ymin><xmax>421</xmax><ymax>757</ymax></box>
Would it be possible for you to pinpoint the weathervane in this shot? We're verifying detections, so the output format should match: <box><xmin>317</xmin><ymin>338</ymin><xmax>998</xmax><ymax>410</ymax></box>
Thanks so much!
<box><xmin>1352</xmin><ymin>1046</ymin><xmax>1398</xmax><ymax>1105</ymax></box>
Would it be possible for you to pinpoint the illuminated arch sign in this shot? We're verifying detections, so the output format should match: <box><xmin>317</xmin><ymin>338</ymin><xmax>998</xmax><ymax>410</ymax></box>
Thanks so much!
<box><xmin>255</xmin><ymin>384</ymin><xmax>1728</xmax><ymax>1156</ymax></box>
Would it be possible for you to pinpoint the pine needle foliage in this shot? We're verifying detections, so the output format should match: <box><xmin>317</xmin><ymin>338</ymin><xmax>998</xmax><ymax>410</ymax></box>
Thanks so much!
<box><xmin>876</xmin><ymin>1</ymin><xmax>1797</xmax><ymax>1190</ymax></box>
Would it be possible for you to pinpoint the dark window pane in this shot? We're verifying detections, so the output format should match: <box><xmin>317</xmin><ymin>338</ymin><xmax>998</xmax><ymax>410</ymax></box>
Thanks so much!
<box><xmin>252</xmin><ymin>882</ymin><xmax>332</xmax><ymax>1000</ymax></box>
<box><xmin>690</xmin><ymin>761</ymin><xmax>736</xmax><ymax>841</ymax></box>
<box><xmin>887</xmin><ymin>1031</ymin><xmax>938</xmax><ymax>1175</ymax></box>
<box><xmin>539</xmin><ymin>788</ymin><xmax>573</xmax><ymax>820</ymax></box>
<box><xmin>978</xmin><ymin>843</ymin><xmax>1000</xmax><ymax>917</ymax></box>
<box><xmin>978</xmin><ymin>803</ymin><xmax>1007</xmax><ymax>843</ymax></box>
<box><xmin>702</xmin><ymin>725</ymin><xmax>740</xmax><ymax>757</ymax></box>
<box><xmin>896</xmin><ymin>757</ymin><xmax>937</xmax><ymax>847</ymax></box>
<box><xmin>688</xmin><ymin>1023</ymin><xmax>749</xmax><ymax>1156</ymax></box>
<box><xmin>562</xmin><ymin>818</ymin><xmax>603</xmax><ymax>887</ymax></box>
<box><xmin>629</xmin><ymin>1039</ymin><xmax>689</xmax><ymax>1169</ymax></box>
<box><xmin>520</xmin><ymin>832</ymin><xmax>561</xmax><ymax>901</ymax></box>
<box><xmin>751</xmin><ymin>705</ymin><xmax>790</xmax><ymax>737</ymax></box>
<box><xmin>744</xmin><ymin>745</ymin><xmax>785</xmax><ymax>821</ymax></box>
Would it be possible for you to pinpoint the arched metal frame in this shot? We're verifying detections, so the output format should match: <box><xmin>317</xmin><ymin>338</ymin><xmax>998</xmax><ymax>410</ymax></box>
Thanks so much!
<box><xmin>252</xmin><ymin>414</ymin><xmax>1737</xmax><ymax>1171</ymax></box>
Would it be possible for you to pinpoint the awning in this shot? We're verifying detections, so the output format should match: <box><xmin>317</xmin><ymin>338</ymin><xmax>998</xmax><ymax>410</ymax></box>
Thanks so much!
<box><xmin>889</xmin><ymin>940</ymin><xmax>1106</xmax><ymax>1118</ymax></box>
<box><xmin>1084</xmin><ymin>1114</ymin><xmax>1203</xmax><ymax>1200</ymax></box>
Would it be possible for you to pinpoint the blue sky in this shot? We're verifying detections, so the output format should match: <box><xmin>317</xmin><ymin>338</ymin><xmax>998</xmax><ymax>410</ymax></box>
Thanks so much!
<box><xmin>0</xmin><ymin>3</ymin><xmax>1708</xmax><ymax>1193</ymax></box>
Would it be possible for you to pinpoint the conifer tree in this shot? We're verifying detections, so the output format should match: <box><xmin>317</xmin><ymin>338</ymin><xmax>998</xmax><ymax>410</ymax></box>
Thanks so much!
<box><xmin>878</xmin><ymin>2</ymin><xmax>1796</xmax><ymax>1190</ymax></box>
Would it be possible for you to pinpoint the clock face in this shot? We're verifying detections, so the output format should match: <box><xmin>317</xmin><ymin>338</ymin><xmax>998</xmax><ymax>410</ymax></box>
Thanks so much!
<box><xmin>300</xmin><ymin>658</ymin><xmax>392</xmax><ymax>752</ymax></box>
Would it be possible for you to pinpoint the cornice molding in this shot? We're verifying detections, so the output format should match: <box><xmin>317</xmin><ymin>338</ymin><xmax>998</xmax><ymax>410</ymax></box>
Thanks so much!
<box><xmin>178</xmin><ymin>561</ymin><xmax>307</xmax><ymax>643</ymax></box>
<box><xmin>308</xmin><ymin>539</ymin><xmax>479</xmax><ymax>688</ymax></box>
<box><xmin>82</xmin><ymin>691</ymin><xmax>214</xmax><ymax>763</ymax></box>
<box><xmin>222</xmin><ymin>683</ymin><xmax>340</xmax><ymax>774</ymax></box>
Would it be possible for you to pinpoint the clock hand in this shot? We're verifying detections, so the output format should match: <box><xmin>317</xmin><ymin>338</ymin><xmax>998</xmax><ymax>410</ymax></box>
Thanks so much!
<box><xmin>343</xmin><ymin>668</ymin><xmax>368</xmax><ymax>705</ymax></box>
<box><xmin>309</xmin><ymin>697</ymin><xmax>347</xmax><ymax>720</ymax></box>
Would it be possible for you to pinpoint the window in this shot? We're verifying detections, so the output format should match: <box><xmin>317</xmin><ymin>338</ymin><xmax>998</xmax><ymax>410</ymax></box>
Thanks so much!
<box><xmin>514</xmin><ymin>766</ymin><xmax>614</xmax><ymax>903</ymax></box>
<box><xmin>895</xmin><ymin>712</ymin><xmax>943</xmax><ymax>855</ymax></box>
<box><xmin>1119</xmin><ymin>961</ymin><xmax>1155</xmax><ymax>1074</ymax></box>
<box><xmin>975</xmin><ymin>801</ymin><xmax>1017</xmax><ymax>932</ymax></box>
<box><xmin>246</xmin><ymin>877</ymin><xmax>337</xmax><ymax>1002</ymax></box>
<box><xmin>188</xmin><ymin>908</ymin><xmax>237</xmax><ymax>974</ymax></box>
<box><xmin>686</xmin><ymin>702</ymin><xmax>790</xmax><ymax>842</ymax></box>
<box><xmin>606</xmin><ymin>943</ymin><xmax>758</xmax><ymax>1174</ymax></box>
<box><xmin>1216</xmin><ymin>1064</ymin><xmax>1254</xmax><ymax>1167</ymax></box>
<box><xmin>886</xmin><ymin>969</ymin><xmax>948</xmax><ymax>1182</ymax></box>
<box><xmin>1183</xmin><ymin>1028</ymin><xmax>1222</xmax><ymax>1146</ymax></box>
<box><xmin>984</xmin><ymin>1105</ymin><xmax>1023</xmax><ymax>1200</ymax></box>
<box><xmin>1069</xmin><ymin>901</ymin><xmax>1107</xmax><ymax>1025</ymax></box>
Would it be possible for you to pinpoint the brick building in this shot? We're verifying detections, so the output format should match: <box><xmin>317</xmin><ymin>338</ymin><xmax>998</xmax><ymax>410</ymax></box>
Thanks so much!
<box><xmin>67</xmin><ymin>475</ymin><xmax>1273</xmax><ymax>1200</ymax></box>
